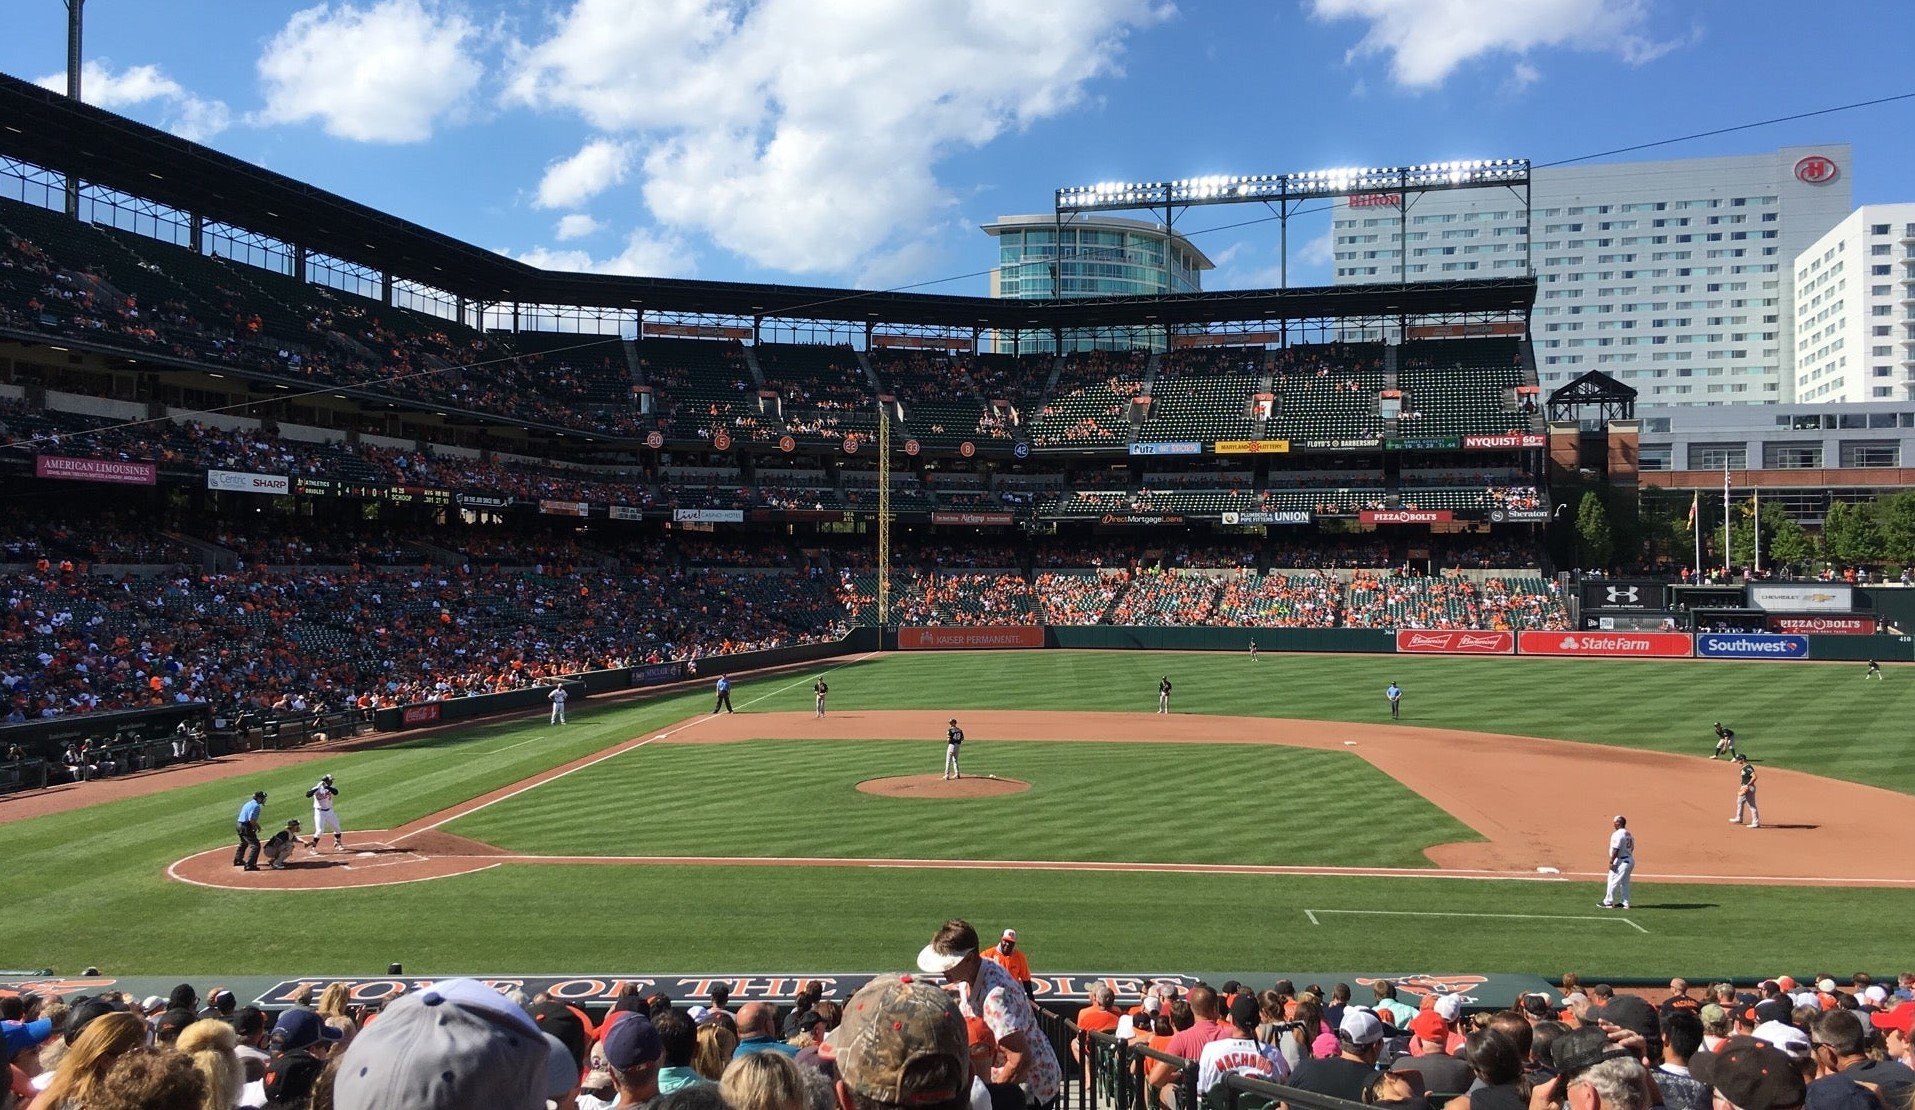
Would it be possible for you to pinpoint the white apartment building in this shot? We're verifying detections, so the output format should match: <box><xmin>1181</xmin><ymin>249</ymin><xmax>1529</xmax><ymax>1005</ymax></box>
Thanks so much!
<box><xmin>1792</xmin><ymin>204</ymin><xmax>1915</xmax><ymax>404</ymax></box>
<box><xmin>1331</xmin><ymin>146</ymin><xmax>1852</xmax><ymax>404</ymax></box>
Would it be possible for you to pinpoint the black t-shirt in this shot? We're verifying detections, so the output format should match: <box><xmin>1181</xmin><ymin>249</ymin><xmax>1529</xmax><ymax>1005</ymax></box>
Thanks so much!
<box><xmin>1160</xmin><ymin>680</ymin><xmax>1172</xmax><ymax>694</ymax></box>
<box><xmin>948</xmin><ymin>728</ymin><xmax>963</xmax><ymax>745</ymax></box>
<box><xmin>1287</xmin><ymin>1055</ymin><xmax>1378</xmax><ymax>1102</ymax></box>
<box><xmin>1393</xmin><ymin>1052</ymin><xmax>1473</xmax><ymax>1096</ymax></box>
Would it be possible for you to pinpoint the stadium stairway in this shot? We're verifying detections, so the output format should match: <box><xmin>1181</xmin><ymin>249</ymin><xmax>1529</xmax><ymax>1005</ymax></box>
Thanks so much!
<box><xmin>740</xmin><ymin>344</ymin><xmax>768</xmax><ymax>387</ymax></box>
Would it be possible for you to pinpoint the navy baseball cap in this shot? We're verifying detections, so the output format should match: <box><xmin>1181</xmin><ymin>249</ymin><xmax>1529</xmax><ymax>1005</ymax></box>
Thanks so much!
<box><xmin>273</xmin><ymin>1008</ymin><xmax>344</xmax><ymax>1051</ymax></box>
<box><xmin>602</xmin><ymin>1013</ymin><xmax>663</xmax><ymax>1070</ymax></box>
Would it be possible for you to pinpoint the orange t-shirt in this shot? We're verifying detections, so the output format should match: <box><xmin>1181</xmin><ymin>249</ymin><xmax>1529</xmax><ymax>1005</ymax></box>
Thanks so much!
<box><xmin>982</xmin><ymin>946</ymin><xmax>1030</xmax><ymax>983</ymax></box>
<box><xmin>1077</xmin><ymin>1006</ymin><xmax>1122</xmax><ymax>1035</ymax></box>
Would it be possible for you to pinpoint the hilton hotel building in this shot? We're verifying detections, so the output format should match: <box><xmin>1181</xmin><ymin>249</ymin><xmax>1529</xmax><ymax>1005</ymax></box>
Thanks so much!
<box><xmin>1331</xmin><ymin>146</ymin><xmax>1853</xmax><ymax>404</ymax></box>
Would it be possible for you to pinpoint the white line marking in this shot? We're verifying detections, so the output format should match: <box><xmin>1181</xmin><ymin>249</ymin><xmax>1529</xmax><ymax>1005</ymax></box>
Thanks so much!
<box><xmin>396</xmin><ymin>652</ymin><xmax>882</xmax><ymax>841</ymax></box>
<box><xmin>166</xmin><ymin>858</ymin><xmax>503</xmax><ymax>892</ymax></box>
<box><xmin>477</xmin><ymin>734</ymin><xmax>550</xmax><ymax>757</ymax></box>
<box><xmin>1305</xmin><ymin>909</ymin><xmax>1320</xmax><ymax>926</ymax></box>
<box><xmin>1307</xmin><ymin>908</ymin><xmax>1648</xmax><ymax>932</ymax></box>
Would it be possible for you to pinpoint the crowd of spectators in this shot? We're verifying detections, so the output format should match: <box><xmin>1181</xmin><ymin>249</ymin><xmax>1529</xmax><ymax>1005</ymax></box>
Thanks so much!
<box><xmin>1343</xmin><ymin>572</ymin><xmax>1568</xmax><ymax>632</ymax></box>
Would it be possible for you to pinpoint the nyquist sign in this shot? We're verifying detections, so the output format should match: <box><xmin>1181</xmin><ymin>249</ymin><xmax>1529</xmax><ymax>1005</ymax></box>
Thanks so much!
<box><xmin>1696</xmin><ymin>633</ymin><xmax>1810</xmax><ymax>660</ymax></box>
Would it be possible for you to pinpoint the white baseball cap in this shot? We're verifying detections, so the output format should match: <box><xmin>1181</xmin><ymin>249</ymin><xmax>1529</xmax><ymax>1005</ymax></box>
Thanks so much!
<box><xmin>1339</xmin><ymin>1008</ymin><xmax>1384</xmax><ymax>1046</ymax></box>
<box><xmin>916</xmin><ymin>945</ymin><xmax>971</xmax><ymax>974</ymax></box>
<box><xmin>1001</xmin><ymin>929</ymin><xmax>1018</xmax><ymax>942</ymax></box>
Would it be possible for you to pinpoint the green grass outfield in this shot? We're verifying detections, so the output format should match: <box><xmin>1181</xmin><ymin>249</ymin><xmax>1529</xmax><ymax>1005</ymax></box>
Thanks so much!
<box><xmin>4</xmin><ymin>649</ymin><xmax>1914</xmax><ymax>978</ymax></box>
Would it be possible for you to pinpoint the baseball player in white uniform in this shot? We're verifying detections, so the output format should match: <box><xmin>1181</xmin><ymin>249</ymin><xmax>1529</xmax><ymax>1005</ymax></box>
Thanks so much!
<box><xmin>305</xmin><ymin>774</ymin><xmax>344</xmax><ymax>850</ymax></box>
<box><xmin>549</xmin><ymin>685</ymin><xmax>568</xmax><ymax>725</ymax></box>
<box><xmin>1601</xmin><ymin>815</ymin><xmax>1634</xmax><ymax>910</ymax></box>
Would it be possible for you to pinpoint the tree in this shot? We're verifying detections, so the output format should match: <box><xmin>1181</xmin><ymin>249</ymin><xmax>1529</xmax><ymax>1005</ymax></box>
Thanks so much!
<box><xmin>1766</xmin><ymin>512</ymin><xmax>1817</xmax><ymax>573</ymax></box>
<box><xmin>1822</xmin><ymin>499</ymin><xmax>1884</xmax><ymax>565</ymax></box>
<box><xmin>1575</xmin><ymin>492</ymin><xmax>1614</xmax><ymax>569</ymax></box>
<box><xmin>1872</xmin><ymin>490</ymin><xmax>1915</xmax><ymax>564</ymax></box>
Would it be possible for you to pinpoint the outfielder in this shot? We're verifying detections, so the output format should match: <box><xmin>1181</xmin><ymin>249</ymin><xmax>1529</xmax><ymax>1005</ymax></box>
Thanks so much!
<box><xmin>1157</xmin><ymin>676</ymin><xmax>1173</xmax><ymax>714</ymax></box>
<box><xmin>1601</xmin><ymin>815</ymin><xmax>1634</xmax><ymax>910</ymax></box>
<box><xmin>944</xmin><ymin>718</ymin><xmax>964</xmax><ymax>780</ymax></box>
<box><xmin>1712</xmin><ymin>722</ymin><xmax>1737</xmax><ymax>760</ymax></box>
<box><xmin>263</xmin><ymin>820</ymin><xmax>303</xmax><ymax>870</ymax></box>
<box><xmin>305</xmin><ymin>774</ymin><xmax>344</xmax><ymax>849</ymax></box>
<box><xmin>1731</xmin><ymin>754</ymin><xmax>1760</xmax><ymax>827</ymax></box>
<box><xmin>1867</xmin><ymin>659</ymin><xmax>1884</xmax><ymax>681</ymax></box>
<box><xmin>549</xmin><ymin>684</ymin><xmax>568</xmax><ymax>724</ymax></box>
<box><xmin>814</xmin><ymin>678</ymin><xmax>829</xmax><ymax>719</ymax></box>
<box><xmin>1248</xmin><ymin>639</ymin><xmax>1258</xmax><ymax>660</ymax></box>
<box><xmin>233</xmin><ymin>790</ymin><xmax>266</xmax><ymax>871</ymax></box>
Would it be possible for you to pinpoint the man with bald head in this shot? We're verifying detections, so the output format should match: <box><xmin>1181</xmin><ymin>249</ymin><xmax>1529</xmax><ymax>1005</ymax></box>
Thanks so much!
<box><xmin>732</xmin><ymin>1001</ymin><xmax>799</xmax><ymax>1058</ymax></box>
<box><xmin>1661</xmin><ymin>979</ymin><xmax>1701</xmax><ymax>1019</ymax></box>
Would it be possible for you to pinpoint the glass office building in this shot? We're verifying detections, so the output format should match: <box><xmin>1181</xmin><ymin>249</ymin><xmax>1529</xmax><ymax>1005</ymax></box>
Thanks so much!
<box><xmin>982</xmin><ymin>213</ymin><xmax>1211</xmax><ymax>351</ymax></box>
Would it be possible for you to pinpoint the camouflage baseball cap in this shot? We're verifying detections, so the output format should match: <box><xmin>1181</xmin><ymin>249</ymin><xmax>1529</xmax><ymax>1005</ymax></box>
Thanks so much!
<box><xmin>833</xmin><ymin>974</ymin><xmax>969</xmax><ymax>1108</ymax></box>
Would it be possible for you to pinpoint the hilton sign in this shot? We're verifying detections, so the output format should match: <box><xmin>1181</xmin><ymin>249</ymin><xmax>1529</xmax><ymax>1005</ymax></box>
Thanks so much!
<box><xmin>1794</xmin><ymin>155</ymin><xmax>1839</xmax><ymax>185</ymax></box>
<box><xmin>1349</xmin><ymin>193</ymin><xmax>1402</xmax><ymax>208</ymax></box>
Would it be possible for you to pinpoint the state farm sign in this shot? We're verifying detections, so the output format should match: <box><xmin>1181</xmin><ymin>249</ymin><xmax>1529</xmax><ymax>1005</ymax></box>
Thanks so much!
<box><xmin>1360</xmin><ymin>510</ymin><xmax>1453</xmax><ymax>524</ymax></box>
<box><xmin>1517</xmin><ymin>631</ymin><xmax>1693</xmax><ymax>658</ymax></box>
<box><xmin>1396</xmin><ymin>630</ymin><xmax>1513</xmax><ymax>655</ymax></box>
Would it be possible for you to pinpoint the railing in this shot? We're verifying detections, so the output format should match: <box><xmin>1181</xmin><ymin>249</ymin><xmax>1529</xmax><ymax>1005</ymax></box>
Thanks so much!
<box><xmin>1041</xmin><ymin>1009</ymin><xmax>1369</xmax><ymax>1110</ymax></box>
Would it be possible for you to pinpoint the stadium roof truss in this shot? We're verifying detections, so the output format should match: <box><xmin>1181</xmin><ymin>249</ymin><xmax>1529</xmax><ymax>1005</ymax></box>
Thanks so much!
<box><xmin>0</xmin><ymin>73</ymin><xmax>1533</xmax><ymax>338</ymax></box>
<box><xmin>1054</xmin><ymin>160</ymin><xmax>1533</xmax><ymax>289</ymax></box>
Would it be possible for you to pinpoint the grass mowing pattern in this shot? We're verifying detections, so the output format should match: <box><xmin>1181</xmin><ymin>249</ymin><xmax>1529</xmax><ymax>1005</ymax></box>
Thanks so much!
<box><xmin>3</xmin><ymin>650</ymin><xmax>1913</xmax><ymax>976</ymax></box>
<box><xmin>451</xmin><ymin>740</ymin><xmax>1474</xmax><ymax>868</ymax></box>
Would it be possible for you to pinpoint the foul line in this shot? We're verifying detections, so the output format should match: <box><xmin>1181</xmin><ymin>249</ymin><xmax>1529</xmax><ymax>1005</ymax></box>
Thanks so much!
<box><xmin>392</xmin><ymin>652</ymin><xmax>882</xmax><ymax>842</ymax></box>
<box><xmin>1305</xmin><ymin>908</ymin><xmax>1649</xmax><ymax>934</ymax></box>
<box><xmin>478</xmin><ymin>734</ymin><xmax>549</xmax><ymax>757</ymax></box>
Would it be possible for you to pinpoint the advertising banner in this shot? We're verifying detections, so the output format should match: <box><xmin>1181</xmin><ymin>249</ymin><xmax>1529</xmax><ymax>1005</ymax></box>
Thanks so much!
<box><xmin>35</xmin><ymin>455</ymin><xmax>159</xmax><ymax>485</ymax></box>
<box><xmin>1579</xmin><ymin>580</ymin><xmax>1667</xmax><ymax>612</ymax></box>
<box><xmin>1223</xmin><ymin>511</ymin><xmax>1311</xmax><ymax>525</ymax></box>
<box><xmin>400</xmin><ymin>704</ymin><xmax>441</xmax><ymax>726</ymax></box>
<box><xmin>1749</xmin><ymin>584</ymin><xmax>1853</xmax><ymax>613</ymax></box>
<box><xmin>898</xmin><ymin>626</ymin><xmax>1046</xmax><ymax>650</ymax></box>
<box><xmin>673</xmin><ymin>508</ymin><xmax>745</xmax><ymax>523</ymax></box>
<box><xmin>455</xmin><ymin>494</ymin><xmax>512</xmax><ymax>510</ymax></box>
<box><xmin>206</xmin><ymin>469</ymin><xmax>290</xmax><ymax>495</ymax></box>
<box><xmin>1696</xmin><ymin>633</ymin><xmax>1810</xmax><ymax>660</ymax></box>
<box><xmin>1462</xmin><ymin>433</ymin><xmax>1545</xmax><ymax>450</ymax></box>
<box><xmin>1518</xmin><ymin>631</ymin><xmax>1694</xmax><ymax>658</ymax></box>
<box><xmin>1395</xmin><ymin>630</ymin><xmax>1515</xmax><ymax>654</ymax></box>
<box><xmin>1097</xmin><ymin>514</ymin><xmax>1186</xmax><ymax>526</ymax></box>
<box><xmin>1383</xmin><ymin>437</ymin><xmax>1461</xmax><ymax>451</ymax></box>
<box><xmin>630</xmin><ymin>661</ymin><xmax>689</xmax><ymax>687</ymax></box>
<box><xmin>1489</xmin><ymin>508</ymin><xmax>1551</xmax><ymax>523</ymax></box>
<box><xmin>1128</xmin><ymin>442</ymin><xmax>1202</xmax><ymax>456</ymax></box>
<box><xmin>1766</xmin><ymin>614</ymin><xmax>1875</xmax><ymax>635</ymax></box>
<box><xmin>608</xmin><ymin>506</ymin><xmax>645</xmax><ymax>521</ymax></box>
<box><xmin>931</xmin><ymin>512</ymin><xmax>1015</xmax><ymax>526</ymax></box>
<box><xmin>538</xmin><ymin>500</ymin><xmax>590</xmax><ymax>517</ymax></box>
<box><xmin>1297</xmin><ymin>438</ymin><xmax>1379</xmax><ymax>451</ymax></box>
<box><xmin>1359</xmin><ymin>510</ymin><xmax>1453</xmax><ymax>524</ymax></box>
<box><xmin>1212</xmin><ymin>439</ymin><xmax>1290</xmax><ymax>455</ymax></box>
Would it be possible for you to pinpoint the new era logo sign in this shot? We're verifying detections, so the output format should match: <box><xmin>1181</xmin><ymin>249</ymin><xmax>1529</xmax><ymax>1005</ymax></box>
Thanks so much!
<box><xmin>1605</xmin><ymin>586</ymin><xmax>1639</xmax><ymax>604</ymax></box>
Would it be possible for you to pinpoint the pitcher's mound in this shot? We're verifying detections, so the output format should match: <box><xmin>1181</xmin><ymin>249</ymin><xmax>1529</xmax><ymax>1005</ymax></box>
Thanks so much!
<box><xmin>857</xmin><ymin>774</ymin><xmax>1030</xmax><ymax>799</ymax></box>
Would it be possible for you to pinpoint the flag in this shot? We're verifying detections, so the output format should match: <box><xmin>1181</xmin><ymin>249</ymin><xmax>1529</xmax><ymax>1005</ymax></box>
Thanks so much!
<box><xmin>1687</xmin><ymin>492</ymin><xmax>1698</xmax><ymax>530</ymax></box>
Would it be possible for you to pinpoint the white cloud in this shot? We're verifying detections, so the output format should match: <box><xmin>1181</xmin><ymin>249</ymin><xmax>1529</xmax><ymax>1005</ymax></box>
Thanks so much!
<box><xmin>554</xmin><ymin>214</ymin><xmax>605</xmax><ymax>240</ymax></box>
<box><xmin>35</xmin><ymin>61</ymin><xmax>233</xmax><ymax>142</ymax></box>
<box><xmin>534</xmin><ymin>139</ymin><xmax>632</xmax><ymax>209</ymax></box>
<box><xmin>256</xmin><ymin>0</ymin><xmax>483</xmax><ymax>142</ymax></box>
<box><xmin>512</xmin><ymin>228</ymin><xmax>697</xmax><ymax>278</ymax></box>
<box><xmin>506</xmin><ymin>0</ymin><xmax>1170</xmax><ymax>277</ymax></box>
<box><xmin>1308</xmin><ymin>0</ymin><xmax>1683</xmax><ymax>89</ymax></box>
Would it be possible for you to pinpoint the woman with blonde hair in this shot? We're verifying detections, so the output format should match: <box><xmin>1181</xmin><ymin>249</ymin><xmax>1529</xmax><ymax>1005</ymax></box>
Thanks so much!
<box><xmin>692</xmin><ymin>1023</ymin><xmax>739</xmax><ymax>1081</ymax></box>
<box><xmin>29</xmin><ymin>1011</ymin><xmax>146</xmax><ymax>1110</ymax></box>
<box><xmin>720</xmin><ymin>1051</ymin><xmax>809</xmax><ymax>1110</ymax></box>
<box><xmin>315</xmin><ymin>983</ymin><xmax>352</xmax><ymax>1020</ymax></box>
<box><xmin>175</xmin><ymin>1019</ymin><xmax>244</xmax><ymax>1110</ymax></box>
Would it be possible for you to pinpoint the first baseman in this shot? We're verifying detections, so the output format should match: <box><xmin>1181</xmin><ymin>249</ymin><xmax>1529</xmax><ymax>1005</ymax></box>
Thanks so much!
<box><xmin>1711</xmin><ymin>722</ymin><xmax>1737</xmax><ymax>760</ymax></box>
<box><xmin>814</xmin><ymin>678</ymin><xmax>829</xmax><ymax>719</ymax></box>
<box><xmin>305</xmin><ymin>774</ymin><xmax>344</xmax><ymax>849</ymax></box>
<box><xmin>234</xmin><ymin>790</ymin><xmax>266</xmax><ymax>871</ymax></box>
<box><xmin>1731</xmin><ymin>754</ymin><xmax>1760</xmax><ymax>827</ymax></box>
<box><xmin>1157</xmin><ymin>676</ymin><xmax>1173</xmax><ymax>714</ymax></box>
<box><xmin>549</xmin><ymin>684</ymin><xmax>568</xmax><ymax>724</ymax></box>
<box><xmin>944</xmin><ymin>718</ymin><xmax>964</xmax><ymax>780</ymax></box>
<box><xmin>1601</xmin><ymin>815</ymin><xmax>1634</xmax><ymax>910</ymax></box>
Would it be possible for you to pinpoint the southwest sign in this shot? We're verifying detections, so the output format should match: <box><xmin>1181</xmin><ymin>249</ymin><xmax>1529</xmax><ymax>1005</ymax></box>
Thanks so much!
<box><xmin>1395</xmin><ymin>630</ymin><xmax>1514</xmax><ymax>655</ymax></box>
<box><xmin>1517</xmin><ymin>631</ymin><xmax>1693</xmax><ymax>658</ymax></box>
<box><xmin>1696</xmin><ymin>633</ymin><xmax>1810</xmax><ymax>660</ymax></box>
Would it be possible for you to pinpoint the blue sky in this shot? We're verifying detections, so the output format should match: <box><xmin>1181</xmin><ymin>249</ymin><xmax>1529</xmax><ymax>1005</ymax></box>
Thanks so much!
<box><xmin>2</xmin><ymin>0</ymin><xmax>1910</xmax><ymax>295</ymax></box>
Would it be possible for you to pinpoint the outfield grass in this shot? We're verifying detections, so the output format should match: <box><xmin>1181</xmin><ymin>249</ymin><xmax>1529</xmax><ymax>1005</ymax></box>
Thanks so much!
<box><xmin>3</xmin><ymin>650</ymin><xmax>1913</xmax><ymax>977</ymax></box>
<box><xmin>452</xmin><ymin>740</ymin><xmax>1476</xmax><ymax>867</ymax></box>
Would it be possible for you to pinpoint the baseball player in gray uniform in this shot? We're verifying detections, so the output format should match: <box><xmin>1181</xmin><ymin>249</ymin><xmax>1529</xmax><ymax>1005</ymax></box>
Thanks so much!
<box><xmin>944</xmin><ymin>719</ymin><xmax>964</xmax><ymax>780</ymax></box>
<box><xmin>1600</xmin><ymin>815</ymin><xmax>1634</xmax><ymax>909</ymax></box>
<box><xmin>549</xmin><ymin>684</ymin><xmax>568</xmax><ymax>724</ymax></box>
<box><xmin>264</xmin><ymin>820</ymin><xmax>303</xmax><ymax>870</ymax></box>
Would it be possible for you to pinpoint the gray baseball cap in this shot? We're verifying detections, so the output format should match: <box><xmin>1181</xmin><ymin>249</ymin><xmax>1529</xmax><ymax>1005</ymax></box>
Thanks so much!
<box><xmin>334</xmin><ymin>978</ymin><xmax>549</xmax><ymax>1110</ymax></box>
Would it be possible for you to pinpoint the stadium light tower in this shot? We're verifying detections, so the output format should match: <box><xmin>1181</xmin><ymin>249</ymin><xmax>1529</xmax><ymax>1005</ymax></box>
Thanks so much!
<box><xmin>63</xmin><ymin>0</ymin><xmax>85</xmax><ymax>217</ymax></box>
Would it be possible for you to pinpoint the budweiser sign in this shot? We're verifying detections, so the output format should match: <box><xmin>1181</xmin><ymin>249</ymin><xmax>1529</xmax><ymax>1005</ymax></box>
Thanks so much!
<box><xmin>1517</xmin><ymin>631</ymin><xmax>1693</xmax><ymax>658</ymax></box>
<box><xmin>1766</xmin><ymin>614</ymin><xmax>1875</xmax><ymax>635</ymax></box>
<box><xmin>1462</xmin><ymin>433</ymin><xmax>1545</xmax><ymax>450</ymax></box>
<box><xmin>1395</xmin><ymin>630</ymin><xmax>1513</xmax><ymax>655</ymax></box>
<box><xmin>1360</xmin><ymin>510</ymin><xmax>1453</xmax><ymax>524</ymax></box>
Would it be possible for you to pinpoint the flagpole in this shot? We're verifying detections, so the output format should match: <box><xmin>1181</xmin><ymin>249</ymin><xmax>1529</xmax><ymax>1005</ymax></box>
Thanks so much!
<box><xmin>1692</xmin><ymin>491</ymin><xmax>1702</xmax><ymax>581</ymax></box>
<box><xmin>1753</xmin><ymin>484</ymin><xmax>1761</xmax><ymax>577</ymax></box>
<box><xmin>1722</xmin><ymin>467</ymin><xmax>1732</xmax><ymax>576</ymax></box>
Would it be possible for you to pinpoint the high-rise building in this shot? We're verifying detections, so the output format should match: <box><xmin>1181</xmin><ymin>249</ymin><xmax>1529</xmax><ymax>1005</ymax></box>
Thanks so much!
<box><xmin>982</xmin><ymin>213</ymin><xmax>1212</xmax><ymax>351</ymax></box>
<box><xmin>1331</xmin><ymin>146</ymin><xmax>1852</xmax><ymax>404</ymax></box>
<box><xmin>1792</xmin><ymin>203</ymin><xmax>1915</xmax><ymax>404</ymax></box>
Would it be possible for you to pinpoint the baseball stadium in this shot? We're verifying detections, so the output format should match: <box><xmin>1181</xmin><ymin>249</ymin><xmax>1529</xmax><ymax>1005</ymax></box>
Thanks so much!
<box><xmin>4</xmin><ymin>18</ymin><xmax>1915</xmax><ymax>1110</ymax></box>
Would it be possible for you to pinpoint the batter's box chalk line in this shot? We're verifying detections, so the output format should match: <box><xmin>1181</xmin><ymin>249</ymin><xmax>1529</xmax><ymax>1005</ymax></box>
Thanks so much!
<box><xmin>1305</xmin><ymin>908</ymin><xmax>1648</xmax><ymax>934</ymax></box>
